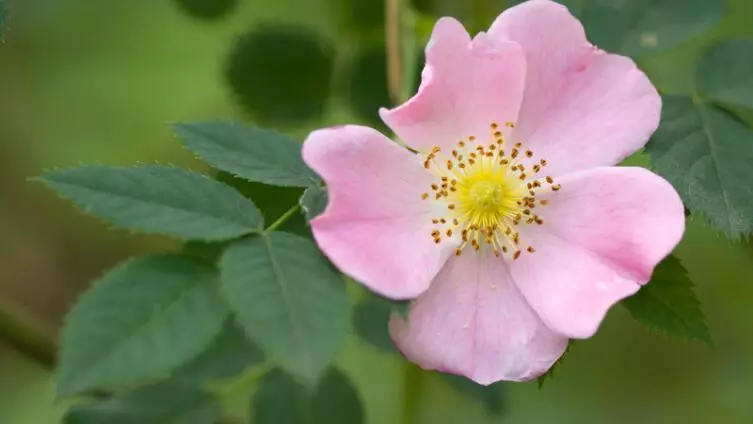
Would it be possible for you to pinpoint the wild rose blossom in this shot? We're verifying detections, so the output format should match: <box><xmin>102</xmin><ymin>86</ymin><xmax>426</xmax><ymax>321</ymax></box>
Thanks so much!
<box><xmin>302</xmin><ymin>0</ymin><xmax>685</xmax><ymax>384</ymax></box>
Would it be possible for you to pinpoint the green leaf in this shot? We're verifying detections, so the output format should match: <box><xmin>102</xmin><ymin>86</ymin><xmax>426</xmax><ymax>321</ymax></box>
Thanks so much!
<box><xmin>391</xmin><ymin>298</ymin><xmax>411</xmax><ymax>319</ymax></box>
<box><xmin>57</xmin><ymin>255</ymin><xmax>229</xmax><ymax>397</ymax></box>
<box><xmin>64</xmin><ymin>382</ymin><xmax>220</xmax><ymax>424</ymax></box>
<box><xmin>645</xmin><ymin>95</ymin><xmax>753</xmax><ymax>238</ymax></box>
<box><xmin>0</xmin><ymin>0</ymin><xmax>7</xmax><ymax>34</ymax></box>
<box><xmin>171</xmin><ymin>318</ymin><xmax>266</xmax><ymax>384</ymax></box>
<box><xmin>216</xmin><ymin>172</ymin><xmax>311</xmax><ymax>238</ymax></box>
<box><xmin>550</xmin><ymin>0</ymin><xmax>723</xmax><ymax>58</ymax></box>
<box><xmin>345</xmin><ymin>44</ymin><xmax>392</xmax><ymax>130</ymax></box>
<box><xmin>352</xmin><ymin>297</ymin><xmax>397</xmax><ymax>354</ymax></box>
<box><xmin>299</xmin><ymin>184</ymin><xmax>328</xmax><ymax>221</ymax></box>
<box><xmin>619</xmin><ymin>0</ymin><xmax>723</xmax><ymax>58</ymax></box>
<box><xmin>174</xmin><ymin>122</ymin><xmax>318</xmax><ymax>187</ymax></box>
<box><xmin>536</xmin><ymin>341</ymin><xmax>574</xmax><ymax>388</ymax></box>
<box><xmin>696</xmin><ymin>39</ymin><xmax>753</xmax><ymax>111</ymax></box>
<box><xmin>175</xmin><ymin>0</ymin><xmax>238</xmax><ymax>21</ymax></box>
<box><xmin>220</xmin><ymin>232</ymin><xmax>348</xmax><ymax>385</ymax></box>
<box><xmin>37</xmin><ymin>165</ymin><xmax>262</xmax><ymax>240</ymax></box>
<box><xmin>622</xmin><ymin>255</ymin><xmax>712</xmax><ymax>344</ymax></box>
<box><xmin>252</xmin><ymin>368</ymin><xmax>364</xmax><ymax>424</ymax></box>
<box><xmin>225</xmin><ymin>26</ymin><xmax>334</xmax><ymax>125</ymax></box>
<box><xmin>441</xmin><ymin>374</ymin><xmax>506</xmax><ymax>416</ymax></box>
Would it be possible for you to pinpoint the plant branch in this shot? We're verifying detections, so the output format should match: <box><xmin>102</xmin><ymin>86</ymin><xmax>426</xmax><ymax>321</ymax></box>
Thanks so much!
<box><xmin>265</xmin><ymin>203</ymin><xmax>302</xmax><ymax>233</ymax></box>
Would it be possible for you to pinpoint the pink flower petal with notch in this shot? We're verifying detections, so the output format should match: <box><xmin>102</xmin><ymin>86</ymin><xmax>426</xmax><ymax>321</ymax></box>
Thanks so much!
<box><xmin>303</xmin><ymin>125</ymin><xmax>454</xmax><ymax>299</ymax></box>
<box><xmin>488</xmin><ymin>0</ymin><xmax>661</xmax><ymax>176</ymax></box>
<box><xmin>509</xmin><ymin>167</ymin><xmax>685</xmax><ymax>339</ymax></box>
<box><xmin>389</xmin><ymin>250</ymin><xmax>568</xmax><ymax>384</ymax></box>
<box><xmin>380</xmin><ymin>17</ymin><xmax>526</xmax><ymax>153</ymax></box>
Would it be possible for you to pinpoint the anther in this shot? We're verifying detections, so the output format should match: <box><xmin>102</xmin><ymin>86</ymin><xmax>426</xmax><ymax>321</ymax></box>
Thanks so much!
<box><xmin>448</xmin><ymin>204</ymin><xmax>456</xmax><ymax>210</ymax></box>
<box><xmin>545</xmin><ymin>176</ymin><xmax>554</xmax><ymax>183</ymax></box>
<box><xmin>525</xmin><ymin>150</ymin><xmax>533</xmax><ymax>158</ymax></box>
<box><xmin>513</xmin><ymin>250</ymin><xmax>521</xmax><ymax>260</ymax></box>
<box><xmin>421</xmin><ymin>193</ymin><xmax>429</xmax><ymax>200</ymax></box>
<box><xmin>527</xmin><ymin>246</ymin><xmax>535</xmax><ymax>253</ymax></box>
<box><xmin>552</xmin><ymin>184</ymin><xmax>561</xmax><ymax>191</ymax></box>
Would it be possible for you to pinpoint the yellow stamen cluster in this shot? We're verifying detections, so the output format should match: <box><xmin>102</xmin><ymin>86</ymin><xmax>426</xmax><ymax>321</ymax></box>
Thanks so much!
<box><xmin>420</xmin><ymin>122</ymin><xmax>560</xmax><ymax>259</ymax></box>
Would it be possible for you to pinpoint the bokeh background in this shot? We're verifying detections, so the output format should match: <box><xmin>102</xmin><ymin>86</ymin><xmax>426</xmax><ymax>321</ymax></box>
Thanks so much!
<box><xmin>1</xmin><ymin>0</ymin><xmax>753</xmax><ymax>423</ymax></box>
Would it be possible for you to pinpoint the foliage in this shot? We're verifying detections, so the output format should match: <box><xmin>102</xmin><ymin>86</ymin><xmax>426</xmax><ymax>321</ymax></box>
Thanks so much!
<box><xmin>33</xmin><ymin>0</ymin><xmax>753</xmax><ymax>421</ymax></box>
<box><xmin>623</xmin><ymin>256</ymin><xmax>712</xmax><ymax>344</ymax></box>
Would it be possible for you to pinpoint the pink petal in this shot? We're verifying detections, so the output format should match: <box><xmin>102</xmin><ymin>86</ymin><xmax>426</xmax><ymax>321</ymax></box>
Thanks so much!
<box><xmin>389</xmin><ymin>251</ymin><xmax>568</xmax><ymax>384</ymax></box>
<box><xmin>510</xmin><ymin>167</ymin><xmax>685</xmax><ymax>339</ymax></box>
<box><xmin>380</xmin><ymin>17</ymin><xmax>526</xmax><ymax>153</ymax></box>
<box><xmin>303</xmin><ymin>125</ymin><xmax>453</xmax><ymax>299</ymax></box>
<box><xmin>488</xmin><ymin>0</ymin><xmax>661</xmax><ymax>176</ymax></box>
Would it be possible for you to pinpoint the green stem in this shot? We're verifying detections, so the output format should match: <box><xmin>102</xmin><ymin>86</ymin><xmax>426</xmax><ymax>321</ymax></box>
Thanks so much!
<box><xmin>0</xmin><ymin>296</ymin><xmax>56</xmax><ymax>367</ymax></box>
<box><xmin>266</xmin><ymin>203</ymin><xmax>302</xmax><ymax>232</ymax></box>
<box><xmin>399</xmin><ymin>362</ymin><xmax>423</xmax><ymax>424</ymax></box>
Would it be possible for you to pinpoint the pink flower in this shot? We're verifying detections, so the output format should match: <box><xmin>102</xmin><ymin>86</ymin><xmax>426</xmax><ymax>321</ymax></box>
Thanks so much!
<box><xmin>302</xmin><ymin>0</ymin><xmax>684</xmax><ymax>384</ymax></box>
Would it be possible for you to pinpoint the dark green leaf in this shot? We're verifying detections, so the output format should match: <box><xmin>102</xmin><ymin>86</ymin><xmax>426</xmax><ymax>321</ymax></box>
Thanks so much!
<box><xmin>536</xmin><ymin>341</ymin><xmax>574</xmax><ymax>388</ymax></box>
<box><xmin>37</xmin><ymin>165</ymin><xmax>262</xmax><ymax>240</ymax></box>
<box><xmin>0</xmin><ymin>0</ymin><xmax>7</xmax><ymax>34</ymax></box>
<box><xmin>220</xmin><ymin>232</ymin><xmax>348</xmax><ymax>385</ymax></box>
<box><xmin>646</xmin><ymin>95</ymin><xmax>753</xmax><ymax>238</ymax></box>
<box><xmin>299</xmin><ymin>185</ymin><xmax>328</xmax><ymax>221</ymax></box>
<box><xmin>252</xmin><ymin>368</ymin><xmax>364</xmax><ymax>424</ymax></box>
<box><xmin>547</xmin><ymin>0</ymin><xmax>723</xmax><ymax>58</ymax></box>
<box><xmin>64</xmin><ymin>382</ymin><xmax>220</xmax><ymax>424</ymax></box>
<box><xmin>174</xmin><ymin>122</ymin><xmax>318</xmax><ymax>187</ymax></box>
<box><xmin>225</xmin><ymin>26</ymin><xmax>333</xmax><ymax>125</ymax></box>
<box><xmin>57</xmin><ymin>255</ymin><xmax>229</xmax><ymax>397</ymax></box>
<box><xmin>171</xmin><ymin>318</ymin><xmax>265</xmax><ymax>384</ymax></box>
<box><xmin>174</xmin><ymin>0</ymin><xmax>238</xmax><ymax>21</ymax></box>
<box><xmin>345</xmin><ymin>44</ymin><xmax>392</xmax><ymax>130</ymax></box>
<box><xmin>352</xmin><ymin>297</ymin><xmax>397</xmax><ymax>354</ymax></box>
<box><xmin>391</xmin><ymin>298</ymin><xmax>411</xmax><ymax>319</ymax></box>
<box><xmin>696</xmin><ymin>39</ymin><xmax>753</xmax><ymax>111</ymax></box>
<box><xmin>216</xmin><ymin>172</ymin><xmax>310</xmax><ymax>238</ymax></box>
<box><xmin>441</xmin><ymin>374</ymin><xmax>506</xmax><ymax>416</ymax></box>
<box><xmin>623</xmin><ymin>255</ymin><xmax>712</xmax><ymax>344</ymax></box>
<box><xmin>619</xmin><ymin>0</ymin><xmax>723</xmax><ymax>57</ymax></box>
<box><xmin>334</xmin><ymin>0</ymin><xmax>384</xmax><ymax>34</ymax></box>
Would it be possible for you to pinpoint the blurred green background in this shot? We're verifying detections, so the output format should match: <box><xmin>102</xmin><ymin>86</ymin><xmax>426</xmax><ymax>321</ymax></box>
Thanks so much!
<box><xmin>1</xmin><ymin>0</ymin><xmax>753</xmax><ymax>423</ymax></box>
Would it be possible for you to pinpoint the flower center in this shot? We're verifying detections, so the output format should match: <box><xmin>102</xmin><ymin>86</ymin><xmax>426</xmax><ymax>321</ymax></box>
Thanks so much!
<box><xmin>468</xmin><ymin>180</ymin><xmax>504</xmax><ymax>211</ymax></box>
<box><xmin>420</xmin><ymin>122</ymin><xmax>561</xmax><ymax>259</ymax></box>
